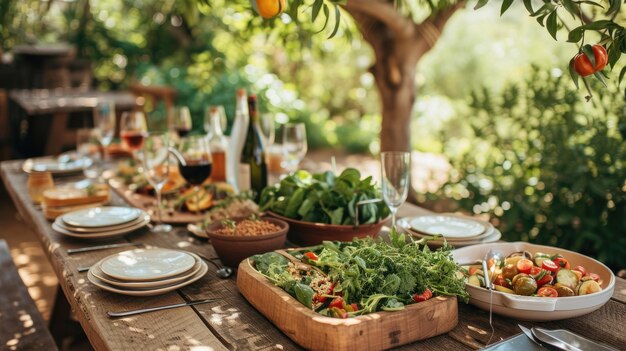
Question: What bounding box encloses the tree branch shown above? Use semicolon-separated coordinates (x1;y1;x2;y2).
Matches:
342;0;415;39
415;1;465;50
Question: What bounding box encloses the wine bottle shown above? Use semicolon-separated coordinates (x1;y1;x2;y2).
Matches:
226;89;249;192
207;106;228;182
240;94;268;199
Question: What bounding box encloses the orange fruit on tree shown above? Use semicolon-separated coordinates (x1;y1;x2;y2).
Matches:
255;0;286;19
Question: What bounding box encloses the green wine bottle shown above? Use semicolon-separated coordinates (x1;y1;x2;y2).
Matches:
240;94;268;200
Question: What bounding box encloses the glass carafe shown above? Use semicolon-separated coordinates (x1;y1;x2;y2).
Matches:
207;106;229;182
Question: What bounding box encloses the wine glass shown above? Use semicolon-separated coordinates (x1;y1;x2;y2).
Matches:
177;135;212;213
204;105;227;137
120;111;148;154
281;123;307;173
381;151;411;229
141;133;172;233
261;113;275;146
76;128;101;180
93;101;115;158
171;106;192;138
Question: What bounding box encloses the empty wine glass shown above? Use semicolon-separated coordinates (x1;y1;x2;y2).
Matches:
93;101;115;158
171;106;192;138
76;128;101;180
141;132;172;233
261;113;275;146
381;151;411;229
282;123;307;173
176;135;212;213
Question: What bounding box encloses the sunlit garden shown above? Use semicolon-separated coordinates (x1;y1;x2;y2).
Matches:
1;1;625;350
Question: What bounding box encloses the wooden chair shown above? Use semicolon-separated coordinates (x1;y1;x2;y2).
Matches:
129;83;177;130
0;239;58;351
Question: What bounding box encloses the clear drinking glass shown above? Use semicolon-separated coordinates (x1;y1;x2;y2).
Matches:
120;111;148;154
204;105;228;137
381;151;411;229
171;106;192;138
93;101;116;157
141;133;172;233
76;128;102;180
261;113;275;146
176;135;212;213
281;123;307;173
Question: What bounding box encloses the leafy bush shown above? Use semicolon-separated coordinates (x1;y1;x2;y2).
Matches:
432;67;626;270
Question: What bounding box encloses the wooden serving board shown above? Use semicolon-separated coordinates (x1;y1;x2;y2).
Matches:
237;259;458;351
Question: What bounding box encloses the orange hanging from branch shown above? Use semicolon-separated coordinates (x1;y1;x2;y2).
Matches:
254;0;286;19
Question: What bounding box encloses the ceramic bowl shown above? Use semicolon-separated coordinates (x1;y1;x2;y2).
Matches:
265;211;387;246
452;242;615;321
205;216;288;267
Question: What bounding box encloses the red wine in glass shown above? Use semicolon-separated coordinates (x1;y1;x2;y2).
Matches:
121;131;147;150
175;127;191;138
180;161;213;185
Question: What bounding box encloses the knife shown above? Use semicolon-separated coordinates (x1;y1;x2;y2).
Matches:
518;324;546;348
533;327;619;351
67;242;140;254
532;327;582;351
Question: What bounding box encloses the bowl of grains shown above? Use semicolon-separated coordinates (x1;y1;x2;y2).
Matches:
205;215;289;267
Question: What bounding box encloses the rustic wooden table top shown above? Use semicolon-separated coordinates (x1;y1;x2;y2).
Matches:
9;89;136;115
1;159;625;351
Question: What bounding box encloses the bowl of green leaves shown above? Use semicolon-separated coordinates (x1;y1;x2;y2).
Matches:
258;169;390;246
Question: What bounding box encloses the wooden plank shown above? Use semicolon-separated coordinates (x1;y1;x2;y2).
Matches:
0;240;58;351
237;258;458;351
612;276;626;304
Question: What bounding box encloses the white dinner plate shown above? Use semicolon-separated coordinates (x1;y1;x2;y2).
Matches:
409;214;487;238
54;213;147;233
398;217;501;248
22;156;93;175
88;260;208;296
405;221;496;241
90;252;202;289
100;248;197;281
62;206;142;228
52;215;150;240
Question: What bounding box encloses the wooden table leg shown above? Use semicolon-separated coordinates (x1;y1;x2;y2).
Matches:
46;112;69;155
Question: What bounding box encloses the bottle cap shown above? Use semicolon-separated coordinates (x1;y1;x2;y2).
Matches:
237;88;247;97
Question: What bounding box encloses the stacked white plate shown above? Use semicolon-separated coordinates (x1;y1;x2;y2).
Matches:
52;206;150;240
398;214;501;247
87;248;208;296
23;155;93;175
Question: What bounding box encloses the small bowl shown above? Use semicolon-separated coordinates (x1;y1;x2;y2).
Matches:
205;216;288;267
452;242;615;321
265;211;387;246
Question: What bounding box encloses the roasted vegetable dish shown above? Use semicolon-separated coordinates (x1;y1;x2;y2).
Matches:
463;251;604;297
251;231;469;318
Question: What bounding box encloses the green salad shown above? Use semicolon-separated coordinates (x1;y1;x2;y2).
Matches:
251;231;469;318
258;168;389;225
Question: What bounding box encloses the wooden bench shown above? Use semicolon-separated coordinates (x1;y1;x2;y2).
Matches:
0;239;58;351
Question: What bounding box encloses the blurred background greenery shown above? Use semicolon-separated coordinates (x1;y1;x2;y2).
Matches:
2;0;625;269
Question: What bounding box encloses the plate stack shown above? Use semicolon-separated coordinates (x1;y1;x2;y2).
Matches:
52;206;150;240
398;214;501;247
87;248;208;296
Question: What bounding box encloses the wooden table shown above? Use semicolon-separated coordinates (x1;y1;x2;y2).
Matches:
2;159;625;350
9;89;136;155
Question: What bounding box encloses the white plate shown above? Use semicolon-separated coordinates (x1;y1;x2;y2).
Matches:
91;253;202;289
100;248;197;281
62;206;142;228
54;214;147;233
409;215;486;238
398;218;501;247
22;156;93;175
88;260;208;296
52;215;150;240
452;242;615;321
405;220;496;241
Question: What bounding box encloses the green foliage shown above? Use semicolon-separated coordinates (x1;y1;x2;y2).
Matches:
259;168;389;225
433;67;626;270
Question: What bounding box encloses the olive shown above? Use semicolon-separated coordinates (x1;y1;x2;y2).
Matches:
513;276;538;296
554;283;575;297
502;264;519;280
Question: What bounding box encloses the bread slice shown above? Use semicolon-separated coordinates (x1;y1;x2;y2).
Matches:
42;184;109;208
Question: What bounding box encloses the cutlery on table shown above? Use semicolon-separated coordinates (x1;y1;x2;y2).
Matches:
518;324;546;348
531;327;619;351
67;242;142;254
107;298;218;318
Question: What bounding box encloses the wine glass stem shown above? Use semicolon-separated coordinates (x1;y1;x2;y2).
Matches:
155;188;163;226
194;186;200;214
390;207;398;230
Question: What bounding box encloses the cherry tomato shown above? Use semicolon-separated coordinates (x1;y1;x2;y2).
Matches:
553;257;570;270
329;297;344;309
588;273;601;282
537;286;558;297
304;252;318;260
573;45;608;77
572;265;587;276
469;266;480;275
350;303;359;311
412;288;433;302
530;266;542;276
494;274;511;289
542;259;559;273
535;271;553;287
516;258;533;274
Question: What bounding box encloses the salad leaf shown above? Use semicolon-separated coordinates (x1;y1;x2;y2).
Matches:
294;283;315;309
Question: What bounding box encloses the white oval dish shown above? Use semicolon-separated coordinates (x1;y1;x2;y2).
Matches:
52;215;150;240
62;206;142;228
100;248;197;281
410;214;487;238
452;242;615;321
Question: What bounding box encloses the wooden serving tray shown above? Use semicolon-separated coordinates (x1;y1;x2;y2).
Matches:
237;258;458;351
